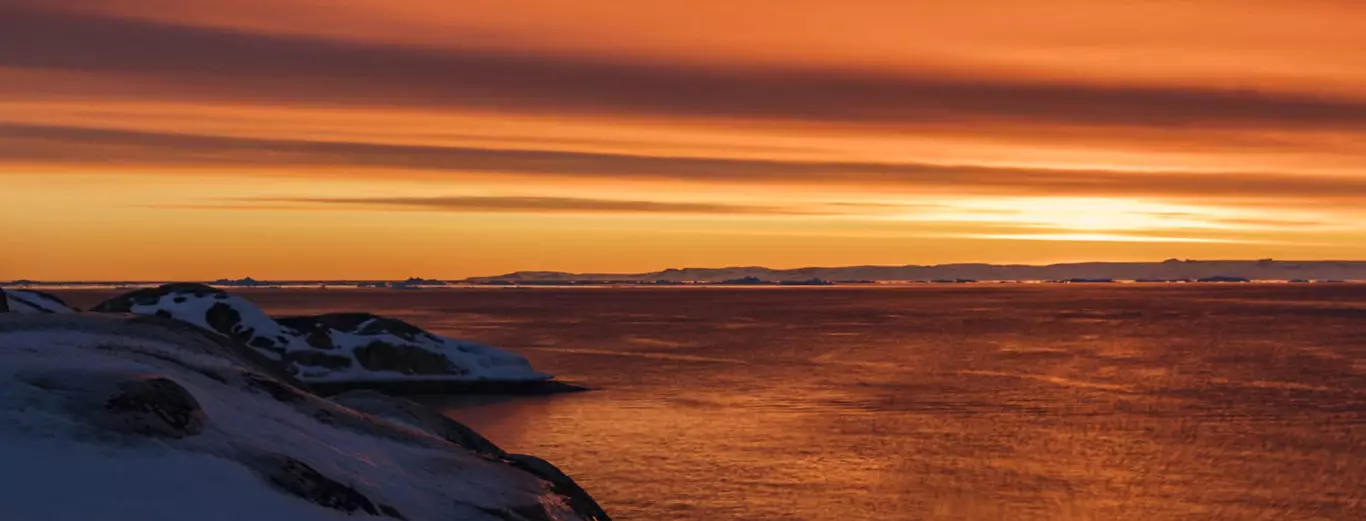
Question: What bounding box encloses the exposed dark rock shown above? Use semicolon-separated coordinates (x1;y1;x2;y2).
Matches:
312;409;336;424
277;313;436;342
286;350;354;370
505;454;612;521
305;329;336;350
259;454;402;518
25;290;70;306
92;283;225;312
377;504;407;519
356;317;435;342
104;376;206;438
123;315;302;384
241;371;308;403
205;302;249;341
353;340;462;375
209;373;444;448
476;505;555;521
2;289;77;313
432;418;506;458
17;369;203;439
331;390;506;458
24;290;69;307
89;287;565;395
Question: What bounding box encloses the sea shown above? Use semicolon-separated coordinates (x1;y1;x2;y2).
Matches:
57;285;1366;520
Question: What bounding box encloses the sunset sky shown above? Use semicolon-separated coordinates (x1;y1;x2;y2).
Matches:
4;0;1366;280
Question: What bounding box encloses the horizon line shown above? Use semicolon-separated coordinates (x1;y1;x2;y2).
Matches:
8;257;1366;284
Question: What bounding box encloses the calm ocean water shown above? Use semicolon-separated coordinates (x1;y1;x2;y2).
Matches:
59;285;1366;520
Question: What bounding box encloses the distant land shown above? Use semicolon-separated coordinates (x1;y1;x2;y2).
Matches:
464;259;1366;284
9;260;1366;288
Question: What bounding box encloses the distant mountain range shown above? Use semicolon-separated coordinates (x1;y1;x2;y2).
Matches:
464;259;1366;283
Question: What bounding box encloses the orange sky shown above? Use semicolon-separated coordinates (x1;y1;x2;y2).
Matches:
3;0;1366;280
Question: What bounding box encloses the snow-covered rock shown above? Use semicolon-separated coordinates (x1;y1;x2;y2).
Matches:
92;283;299;357
276;313;549;383
0;313;607;521
90;284;550;387
2;288;77;314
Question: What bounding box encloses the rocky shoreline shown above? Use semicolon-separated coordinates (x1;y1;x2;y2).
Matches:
0;287;610;520
308;378;592;397
6;284;585;395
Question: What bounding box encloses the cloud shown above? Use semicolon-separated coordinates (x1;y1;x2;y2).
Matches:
217;196;817;215
6;5;1366;132
155;199;1296;244
8;123;1366;205
961;233;1257;244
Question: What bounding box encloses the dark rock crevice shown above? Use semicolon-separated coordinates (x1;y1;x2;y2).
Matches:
256;454;405;519
2;289;75;313
505;454;612;521
104;376;206;439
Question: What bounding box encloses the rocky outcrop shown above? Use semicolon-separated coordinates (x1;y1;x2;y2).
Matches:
331;390;507;458
1;288;77;314
505;454;612;521
352;340;468;375
258;454;407;519
0;313;608;521
92;284;298;359
21;369;207;439
104;375;207;438
89;284;553;389
276;313;539;381
331;390;611;520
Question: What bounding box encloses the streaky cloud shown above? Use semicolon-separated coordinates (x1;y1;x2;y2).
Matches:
217;196;821;216
5;5;1366;131
7;123;1366;203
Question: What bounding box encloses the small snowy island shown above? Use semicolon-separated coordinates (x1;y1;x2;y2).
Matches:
0;287;609;521
85;283;582;395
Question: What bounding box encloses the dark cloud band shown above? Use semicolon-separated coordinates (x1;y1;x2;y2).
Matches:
236;196;813;215
5;5;1366;131
7;123;1366;205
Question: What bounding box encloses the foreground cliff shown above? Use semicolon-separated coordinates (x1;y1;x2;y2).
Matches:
0;313;608;520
